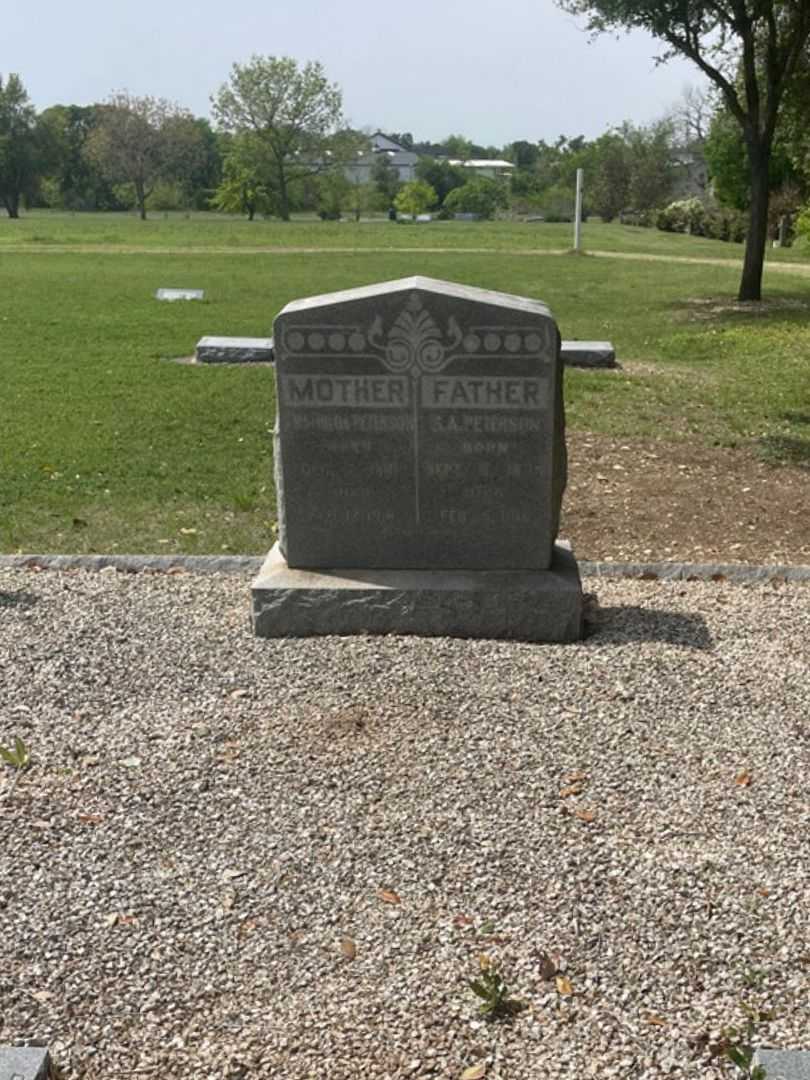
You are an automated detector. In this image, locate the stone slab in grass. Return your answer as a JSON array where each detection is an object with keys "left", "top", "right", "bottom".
[
  {"left": 560, "top": 340, "right": 616, "bottom": 368},
  {"left": 196, "top": 336, "right": 274, "bottom": 363},
  {"left": 753, "top": 1049, "right": 810, "bottom": 1078},
  {"left": 0, "top": 1046, "right": 51, "bottom": 1080},
  {"left": 155, "top": 287, "right": 204, "bottom": 301},
  {"left": 252, "top": 540, "right": 584, "bottom": 642}
]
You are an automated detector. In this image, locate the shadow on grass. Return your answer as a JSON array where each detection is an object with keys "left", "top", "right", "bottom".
[
  {"left": 588, "top": 606, "right": 713, "bottom": 649},
  {"left": 0, "top": 591, "right": 39, "bottom": 609},
  {"left": 758, "top": 434, "right": 810, "bottom": 468}
]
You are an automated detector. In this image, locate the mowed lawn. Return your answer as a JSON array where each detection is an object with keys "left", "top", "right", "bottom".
[{"left": 1, "top": 214, "right": 808, "bottom": 554}]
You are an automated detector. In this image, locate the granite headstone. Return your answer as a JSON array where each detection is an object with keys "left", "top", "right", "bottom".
[
  {"left": 271, "top": 276, "right": 566, "bottom": 571},
  {"left": 252, "top": 276, "right": 582, "bottom": 641}
]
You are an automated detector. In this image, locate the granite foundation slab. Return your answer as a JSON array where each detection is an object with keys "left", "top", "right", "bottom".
[
  {"left": 560, "top": 340, "right": 616, "bottom": 368},
  {"left": 196, "top": 336, "right": 274, "bottom": 363},
  {"left": 0, "top": 1046, "right": 50, "bottom": 1080},
  {"left": 252, "top": 541, "right": 583, "bottom": 642},
  {"left": 753, "top": 1050, "right": 810, "bottom": 1078}
]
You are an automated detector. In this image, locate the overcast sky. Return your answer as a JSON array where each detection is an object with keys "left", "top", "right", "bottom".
[{"left": 6, "top": 0, "right": 705, "bottom": 144}]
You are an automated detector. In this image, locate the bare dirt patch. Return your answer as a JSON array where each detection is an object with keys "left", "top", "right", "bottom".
[{"left": 563, "top": 433, "right": 810, "bottom": 565}]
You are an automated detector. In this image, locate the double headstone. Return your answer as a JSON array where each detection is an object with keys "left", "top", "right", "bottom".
[{"left": 252, "top": 276, "right": 583, "bottom": 641}]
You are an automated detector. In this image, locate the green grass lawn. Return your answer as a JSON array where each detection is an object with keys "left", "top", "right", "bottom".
[
  {"left": 1, "top": 214, "right": 808, "bottom": 554},
  {"left": 3, "top": 208, "right": 809, "bottom": 265}
]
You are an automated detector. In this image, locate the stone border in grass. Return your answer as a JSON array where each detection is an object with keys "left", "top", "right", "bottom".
[{"left": 1, "top": 554, "right": 809, "bottom": 583}]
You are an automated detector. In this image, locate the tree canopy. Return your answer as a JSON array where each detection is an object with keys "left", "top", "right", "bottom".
[
  {"left": 556, "top": 0, "right": 810, "bottom": 299},
  {"left": 0, "top": 73, "right": 39, "bottom": 218},
  {"left": 86, "top": 93, "right": 205, "bottom": 220},
  {"left": 211, "top": 55, "right": 351, "bottom": 221}
]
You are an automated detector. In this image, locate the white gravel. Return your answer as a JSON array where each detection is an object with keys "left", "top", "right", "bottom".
[{"left": 1, "top": 567, "right": 809, "bottom": 1080}]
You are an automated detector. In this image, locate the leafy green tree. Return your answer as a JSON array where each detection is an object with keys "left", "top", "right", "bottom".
[
  {"left": 556, "top": 0, "right": 810, "bottom": 299},
  {"left": 37, "top": 104, "right": 122, "bottom": 210},
  {"left": 315, "top": 171, "right": 350, "bottom": 219},
  {"left": 211, "top": 132, "right": 275, "bottom": 219},
  {"left": 393, "top": 179, "right": 437, "bottom": 217},
  {"left": 415, "top": 157, "right": 466, "bottom": 204},
  {"left": 586, "top": 132, "right": 630, "bottom": 221},
  {"left": 86, "top": 93, "right": 206, "bottom": 220},
  {"left": 625, "top": 121, "right": 675, "bottom": 212},
  {"left": 0, "top": 73, "right": 40, "bottom": 218},
  {"left": 212, "top": 55, "right": 353, "bottom": 221},
  {"left": 443, "top": 177, "right": 508, "bottom": 218},
  {"left": 508, "top": 140, "right": 540, "bottom": 169},
  {"left": 443, "top": 134, "right": 473, "bottom": 159},
  {"left": 370, "top": 152, "right": 401, "bottom": 206}
]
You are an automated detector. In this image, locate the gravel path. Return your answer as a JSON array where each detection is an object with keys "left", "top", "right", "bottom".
[{"left": 1, "top": 567, "right": 809, "bottom": 1080}]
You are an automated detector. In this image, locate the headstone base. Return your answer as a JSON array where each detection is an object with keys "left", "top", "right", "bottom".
[
  {"left": 0, "top": 1045, "right": 51, "bottom": 1080},
  {"left": 753, "top": 1049, "right": 810, "bottom": 1078},
  {"left": 251, "top": 542, "right": 583, "bottom": 642},
  {"left": 561, "top": 340, "right": 617, "bottom": 368},
  {"left": 196, "top": 336, "right": 274, "bottom": 363}
]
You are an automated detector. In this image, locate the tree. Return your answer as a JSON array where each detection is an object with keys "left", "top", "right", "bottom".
[
  {"left": 211, "top": 132, "right": 275, "bottom": 219},
  {"left": 86, "top": 93, "right": 205, "bottom": 219},
  {"left": 557, "top": 0, "right": 810, "bottom": 300},
  {"left": 443, "top": 134, "right": 474, "bottom": 160},
  {"left": 212, "top": 55, "right": 349, "bottom": 221},
  {"left": 38, "top": 104, "right": 123, "bottom": 210},
  {"left": 0, "top": 73, "right": 39, "bottom": 218},
  {"left": 443, "top": 177, "right": 508, "bottom": 219},
  {"left": 415, "top": 157, "right": 466, "bottom": 204},
  {"left": 370, "top": 152, "right": 401, "bottom": 206},
  {"left": 393, "top": 179, "right": 437, "bottom": 217}
]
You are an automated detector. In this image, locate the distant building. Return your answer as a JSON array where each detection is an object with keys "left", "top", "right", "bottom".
[
  {"left": 344, "top": 132, "right": 419, "bottom": 185},
  {"left": 447, "top": 159, "right": 515, "bottom": 180}
]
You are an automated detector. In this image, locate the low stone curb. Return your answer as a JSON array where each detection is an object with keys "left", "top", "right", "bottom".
[{"left": 1, "top": 554, "right": 810, "bottom": 583}]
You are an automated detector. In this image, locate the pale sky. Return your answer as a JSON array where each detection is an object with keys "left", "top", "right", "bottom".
[{"left": 7, "top": 0, "right": 705, "bottom": 144}]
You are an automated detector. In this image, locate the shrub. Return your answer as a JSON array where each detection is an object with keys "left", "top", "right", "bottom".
[{"left": 443, "top": 177, "right": 508, "bottom": 220}]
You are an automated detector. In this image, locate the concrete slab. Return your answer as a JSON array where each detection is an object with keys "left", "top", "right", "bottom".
[
  {"left": 0, "top": 1046, "right": 51, "bottom": 1080},
  {"left": 155, "top": 288, "right": 204, "bottom": 302},
  {"left": 196, "top": 336, "right": 274, "bottom": 363},
  {"left": 560, "top": 340, "right": 616, "bottom": 368},
  {"left": 252, "top": 541, "right": 583, "bottom": 642},
  {"left": 753, "top": 1050, "right": 810, "bottom": 1078}
]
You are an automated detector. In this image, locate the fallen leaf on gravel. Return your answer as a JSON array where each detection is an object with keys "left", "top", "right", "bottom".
[
  {"left": 559, "top": 784, "right": 583, "bottom": 798},
  {"left": 575, "top": 808, "right": 596, "bottom": 823},
  {"left": 538, "top": 951, "right": 559, "bottom": 980},
  {"left": 454, "top": 914, "right": 474, "bottom": 927},
  {"left": 735, "top": 770, "right": 752, "bottom": 787},
  {"left": 556, "top": 975, "right": 573, "bottom": 996},
  {"left": 461, "top": 1063, "right": 487, "bottom": 1079},
  {"left": 77, "top": 814, "right": 104, "bottom": 825},
  {"left": 104, "top": 913, "right": 118, "bottom": 928},
  {"left": 30, "top": 989, "right": 52, "bottom": 1004},
  {"left": 222, "top": 868, "right": 245, "bottom": 882},
  {"left": 378, "top": 888, "right": 401, "bottom": 905},
  {"left": 644, "top": 1014, "right": 668, "bottom": 1026},
  {"left": 340, "top": 937, "right": 357, "bottom": 960},
  {"left": 179, "top": 527, "right": 197, "bottom": 535},
  {"left": 566, "top": 771, "right": 588, "bottom": 782}
]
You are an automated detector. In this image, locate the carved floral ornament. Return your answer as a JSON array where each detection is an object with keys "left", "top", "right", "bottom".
[{"left": 281, "top": 293, "right": 554, "bottom": 376}]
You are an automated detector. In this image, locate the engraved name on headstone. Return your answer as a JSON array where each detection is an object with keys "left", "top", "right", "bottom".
[{"left": 272, "top": 277, "right": 566, "bottom": 570}]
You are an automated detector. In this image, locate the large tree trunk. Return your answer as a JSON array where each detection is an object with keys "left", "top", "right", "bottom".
[
  {"left": 738, "top": 139, "right": 771, "bottom": 302},
  {"left": 2, "top": 192, "right": 20, "bottom": 218},
  {"left": 135, "top": 178, "right": 147, "bottom": 221},
  {"left": 277, "top": 165, "right": 290, "bottom": 222}
]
